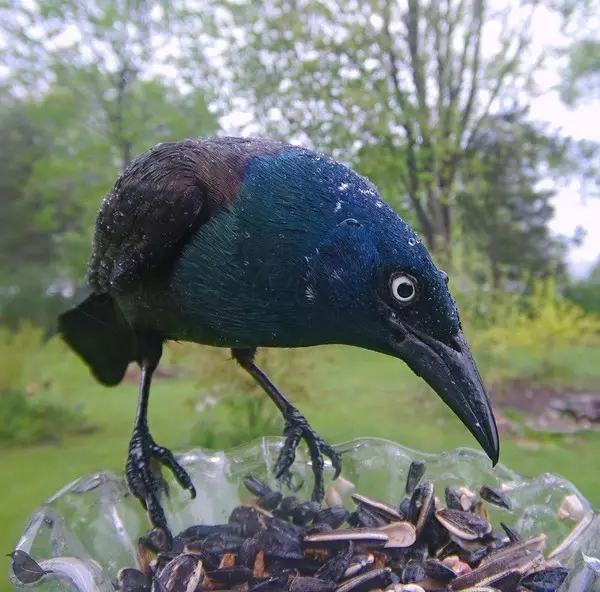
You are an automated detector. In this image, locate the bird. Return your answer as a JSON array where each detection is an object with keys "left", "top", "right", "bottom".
[
  {"left": 58, "top": 136, "right": 499, "bottom": 537},
  {"left": 7, "top": 550, "right": 46, "bottom": 584}
]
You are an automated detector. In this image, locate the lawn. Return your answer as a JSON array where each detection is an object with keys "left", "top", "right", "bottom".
[{"left": 2, "top": 344, "right": 600, "bottom": 592}]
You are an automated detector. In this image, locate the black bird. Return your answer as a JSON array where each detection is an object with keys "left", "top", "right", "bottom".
[
  {"left": 58, "top": 137, "right": 499, "bottom": 535},
  {"left": 7, "top": 550, "right": 46, "bottom": 584}
]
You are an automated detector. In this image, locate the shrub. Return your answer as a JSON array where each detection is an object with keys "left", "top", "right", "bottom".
[
  {"left": 459, "top": 279, "right": 600, "bottom": 386},
  {"left": 171, "top": 344, "right": 314, "bottom": 451},
  {"left": 0, "top": 324, "right": 94, "bottom": 447}
]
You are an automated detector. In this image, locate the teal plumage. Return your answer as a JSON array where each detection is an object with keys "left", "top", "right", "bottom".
[{"left": 58, "top": 137, "right": 498, "bottom": 537}]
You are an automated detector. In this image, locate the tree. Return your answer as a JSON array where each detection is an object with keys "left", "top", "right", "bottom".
[
  {"left": 457, "top": 109, "right": 569, "bottom": 288},
  {"left": 552, "top": 0, "right": 600, "bottom": 106},
  {"left": 552, "top": 0, "right": 600, "bottom": 189},
  {"left": 218, "top": 0, "right": 544, "bottom": 264},
  {"left": 0, "top": 1, "right": 219, "bottom": 277}
]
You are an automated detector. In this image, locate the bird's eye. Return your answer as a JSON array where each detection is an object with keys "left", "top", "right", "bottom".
[{"left": 390, "top": 274, "right": 417, "bottom": 304}]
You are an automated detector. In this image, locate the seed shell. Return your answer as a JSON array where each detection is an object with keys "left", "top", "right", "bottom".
[
  {"left": 435, "top": 508, "right": 492, "bottom": 541},
  {"left": 479, "top": 486, "right": 512, "bottom": 511},
  {"left": 405, "top": 460, "right": 427, "bottom": 495}
]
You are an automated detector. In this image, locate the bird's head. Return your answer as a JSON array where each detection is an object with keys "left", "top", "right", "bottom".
[{"left": 304, "top": 208, "right": 499, "bottom": 466}]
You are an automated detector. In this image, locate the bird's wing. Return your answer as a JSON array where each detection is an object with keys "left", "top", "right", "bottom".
[{"left": 89, "top": 137, "right": 287, "bottom": 292}]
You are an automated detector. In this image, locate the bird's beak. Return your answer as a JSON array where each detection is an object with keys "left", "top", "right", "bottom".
[{"left": 390, "top": 323, "right": 499, "bottom": 465}]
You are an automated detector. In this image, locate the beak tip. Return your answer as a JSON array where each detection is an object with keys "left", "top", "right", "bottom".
[{"left": 484, "top": 429, "right": 500, "bottom": 467}]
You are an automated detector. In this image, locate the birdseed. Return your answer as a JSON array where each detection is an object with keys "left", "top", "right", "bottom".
[{"left": 126, "top": 466, "right": 572, "bottom": 592}]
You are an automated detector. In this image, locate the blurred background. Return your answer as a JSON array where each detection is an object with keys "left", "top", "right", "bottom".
[{"left": 1, "top": 0, "right": 600, "bottom": 582}]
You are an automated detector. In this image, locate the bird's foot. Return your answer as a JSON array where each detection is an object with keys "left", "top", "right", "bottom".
[
  {"left": 274, "top": 408, "right": 342, "bottom": 503},
  {"left": 126, "top": 428, "right": 196, "bottom": 536}
]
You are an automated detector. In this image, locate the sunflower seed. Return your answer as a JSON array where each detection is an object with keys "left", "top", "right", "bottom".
[
  {"left": 435, "top": 509, "right": 492, "bottom": 541},
  {"left": 479, "top": 486, "right": 511, "bottom": 511},
  {"left": 405, "top": 461, "right": 427, "bottom": 495}
]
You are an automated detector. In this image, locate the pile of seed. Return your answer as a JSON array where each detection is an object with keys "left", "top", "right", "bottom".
[{"left": 121, "top": 461, "right": 571, "bottom": 592}]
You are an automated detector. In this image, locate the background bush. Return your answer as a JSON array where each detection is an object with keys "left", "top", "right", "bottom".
[
  {"left": 165, "top": 344, "right": 314, "bottom": 450},
  {"left": 0, "top": 324, "right": 94, "bottom": 447}
]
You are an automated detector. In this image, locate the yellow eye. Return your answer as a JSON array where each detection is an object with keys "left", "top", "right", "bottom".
[{"left": 391, "top": 274, "right": 417, "bottom": 303}]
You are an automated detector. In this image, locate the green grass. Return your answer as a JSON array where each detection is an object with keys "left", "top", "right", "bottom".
[{"left": 2, "top": 345, "right": 600, "bottom": 592}]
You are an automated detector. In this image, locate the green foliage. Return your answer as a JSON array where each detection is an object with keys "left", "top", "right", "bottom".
[
  {"left": 460, "top": 279, "right": 600, "bottom": 385},
  {"left": 565, "top": 261, "right": 600, "bottom": 315},
  {"left": 216, "top": 0, "right": 547, "bottom": 261},
  {"left": 0, "top": 390, "right": 94, "bottom": 447},
  {"left": 0, "top": 0, "right": 219, "bottom": 286},
  {"left": 0, "top": 325, "right": 93, "bottom": 447},
  {"left": 170, "top": 345, "right": 314, "bottom": 450},
  {"left": 457, "top": 110, "right": 570, "bottom": 287}
]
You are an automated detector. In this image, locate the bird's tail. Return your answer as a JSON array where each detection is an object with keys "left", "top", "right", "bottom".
[{"left": 57, "top": 293, "right": 136, "bottom": 386}]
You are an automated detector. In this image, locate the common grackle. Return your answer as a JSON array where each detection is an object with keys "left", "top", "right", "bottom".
[{"left": 58, "top": 137, "right": 498, "bottom": 536}]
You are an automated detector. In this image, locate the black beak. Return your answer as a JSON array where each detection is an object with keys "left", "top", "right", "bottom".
[{"left": 391, "top": 324, "right": 499, "bottom": 465}]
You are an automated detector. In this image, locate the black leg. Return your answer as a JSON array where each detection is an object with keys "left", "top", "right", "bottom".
[
  {"left": 126, "top": 338, "right": 196, "bottom": 536},
  {"left": 232, "top": 348, "right": 342, "bottom": 503}
]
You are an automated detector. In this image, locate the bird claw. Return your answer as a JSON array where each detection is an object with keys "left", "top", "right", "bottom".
[
  {"left": 274, "top": 410, "right": 342, "bottom": 503},
  {"left": 126, "top": 429, "right": 196, "bottom": 535}
]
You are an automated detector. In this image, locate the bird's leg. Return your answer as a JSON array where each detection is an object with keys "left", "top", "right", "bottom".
[
  {"left": 232, "top": 348, "right": 342, "bottom": 503},
  {"left": 126, "top": 339, "right": 196, "bottom": 536}
]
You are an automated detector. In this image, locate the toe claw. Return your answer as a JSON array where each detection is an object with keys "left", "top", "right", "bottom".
[
  {"left": 274, "top": 412, "right": 344, "bottom": 503},
  {"left": 322, "top": 445, "right": 343, "bottom": 480},
  {"left": 148, "top": 443, "right": 196, "bottom": 499}
]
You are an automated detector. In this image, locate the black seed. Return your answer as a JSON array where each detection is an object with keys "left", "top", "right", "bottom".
[
  {"left": 180, "top": 542, "right": 220, "bottom": 571},
  {"left": 445, "top": 486, "right": 463, "bottom": 510},
  {"left": 292, "top": 501, "right": 320, "bottom": 526},
  {"left": 347, "top": 511, "right": 360, "bottom": 527},
  {"left": 279, "top": 496, "right": 301, "bottom": 517},
  {"left": 244, "top": 476, "right": 273, "bottom": 498},
  {"left": 289, "top": 576, "right": 335, "bottom": 592},
  {"left": 401, "top": 562, "right": 426, "bottom": 583},
  {"left": 149, "top": 552, "right": 178, "bottom": 575},
  {"left": 268, "top": 517, "right": 305, "bottom": 541},
  {"left": 239, "top": 534, "right": 260, "bottom": 568},
  {"left": 179, "top": 523, "right": 243, "bottom": 540},
  {"left": 259, "top": 529, "right": 304, "bottom": 561},
  {"left": 229, "top": 505, "right": 271, "bottom": 537},
  {"left": 139, "top": 529, "right": 171, "bottom": 554},
  {"left": 355, "top": 504, "right": 388, "bottom": 528},
  {"left": 466, "top": 545, "right": 490, "bottom": 566},
  {"left": 398, "top": 498, "right": 411, "bottom": 519},
  {"left": 520, "top": 567, "right": 569, "bottom": 592},
  {"left": 479, "top": 485, "right": 512, "bottom": 510},
  {"left": 267, "top": 556, "right": 320, "bottom": 575},
  {"left": 408, "top": 482, "right": 435, "bottom": 535},
  {"left": 422, "top": 514, "right": 449, "bottom": 555},
  {"left": 202, "top": 532, "right": 246, "bottom": 554},
  {"left": 117, "top": 568, "right": 147, "bottom": 591},
  {"left": 313, "top": 507, "right": 350, "bottom": 529},
  {"left": 206, "top": 566, "right": 253, "bottom": 586},
  {"left": 500, "top": 522, "right": 521, "bottom": 543},
  {"left": 172, "top": 523, "right": 242, "bottom": 552},
  {"left": 156, "top": 553, "right": 204, "bottom": 592},
  {"left": 314, "top": 543, "right": 354, "bottom": 583},
  {"left": 423, "top": 559, "right": 456, "bottom": 583},
  {"left": 405, "top": 460, "right": 427, "bottom": 495},
  {"left": 260, "top": 491, "right": 284, "bottom": 511},
  {"left": 408, "top": 542, "right": 428, "bottom": 563},
  {"left": 435, "top": 540, "right": 461, "bottom": 559}
]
